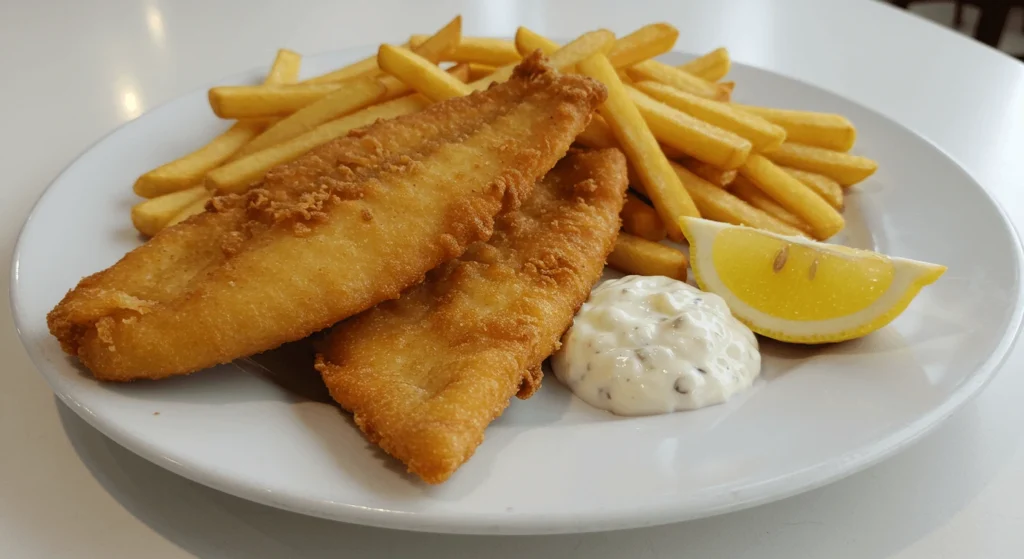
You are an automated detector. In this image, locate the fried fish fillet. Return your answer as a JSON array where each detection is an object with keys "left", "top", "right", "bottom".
[
  {"left": 315, "top": 148, "right": 628, "bottom": 484},
  {"left": 47, "top": 54, "right": 607, "bottom": 381}
]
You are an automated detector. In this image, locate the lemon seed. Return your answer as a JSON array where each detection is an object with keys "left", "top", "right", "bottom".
[{"left": 772, "top": 245, "right": 789, "bottom": 273}]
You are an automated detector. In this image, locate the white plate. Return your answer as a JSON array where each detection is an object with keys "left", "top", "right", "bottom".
[{"left": 11, "top": 47, "right": 1024, "bottom": 535}]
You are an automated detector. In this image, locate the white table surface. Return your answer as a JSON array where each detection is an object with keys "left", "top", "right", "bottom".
[{"left": 2, "top": 0, "right": 1023, "bottom": 556}]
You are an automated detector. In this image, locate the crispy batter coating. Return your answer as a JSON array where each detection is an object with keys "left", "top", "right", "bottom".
[
  {"left": 48, "top": 53, "right": 607, "bottom": 381},
  {"left": 316, "top": 149, "right": 628, "bottom": 483}
]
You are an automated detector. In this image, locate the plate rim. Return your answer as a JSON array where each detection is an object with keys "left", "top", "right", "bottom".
[{"left": 10, "top": 46, "right": 1024, "bottom": 535}]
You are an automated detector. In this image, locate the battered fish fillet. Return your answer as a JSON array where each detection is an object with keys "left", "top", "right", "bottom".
[
  {"left": 315, "top": 148, "right": 628, "bottom": 484},
  {"left": 47, "top": 53, "right": 607, "bottom": 381}
]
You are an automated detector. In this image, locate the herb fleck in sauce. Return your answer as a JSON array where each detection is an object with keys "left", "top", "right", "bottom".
[{"left": 552, "top": 275, "right": 761, "bottom": 416}]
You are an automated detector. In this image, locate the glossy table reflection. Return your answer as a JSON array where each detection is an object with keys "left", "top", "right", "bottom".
[{"left": 2, "top": 0, "right": 1023, "bottom": 557}]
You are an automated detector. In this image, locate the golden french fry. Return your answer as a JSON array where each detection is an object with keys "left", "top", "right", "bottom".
[
  {"left": 730, "top": 175, "right": 813, "bottom": 235},
  {"left": 387, "top": 29, "right": 618, "bottom": 149},
  {"left": 733, "top": 104, "right": 856, "bottom": 151},
  {"left": 763, "top": 142, "right": 876, "bottom": 185},
  {"left": 133, "top": 49, "right": 299, "bottom": 197},
  {"left": 390, "top": 29, "right": 618, "bottom": 151},
  {"left": 578, "top": 53, "right": 699, "bottom": 242},
  {"left": 658, "top": 142, "right": 685, "bottom": 160},
  {"left": 738, "top": 154, "right": 844, "bottom": 239},
  {"left": 447, "top": 63, "right": 471, "bottom": 82},
  {"left": 606, "top": 23, "right": 678, "bottom": 69},
  {"left": 471, "top": 63, "right": 515, "bottom": 89},
  {"left": 266, "top": 49, "right": 303, "bottom": 84},
  {"left": 208, "top": 83, "right": 345, "bottom": 119},
  {"left": 448, "top": 37, "right": 516, "bottom": 65},
  {"left": 206, "top": 95, "right": 430, "bottom": 193},
  {"left": 467, "top": 63, "right": 497, "bottom": 80},
  {"left": 680, "top": 157, "right": 737, "bottom": 186},
  {"left": 671, "top": 163, "right": 807, "bottom": 237},
  {"left": 240, "top": 25, "right": 463, "bottom": 157},
  {"left": 379, "top": 75, "right": 422, "bottom": 101},
  {"left": 783, "top": 166, "right": 843, "bottom": 210},
  {"left": 236, "top": 74, "right": 387, "bottom": 157},
  {"left": 302, "top": 16, "right": 461, "bottom": 84},
  {"left": 621, "top": 193, "right": 667, "bottom": 241},
  {"left": 635, "top": 81, "right": 785, "bottom": 150},
  {"left": 679, "top": 47, "right": 730, "bottom": 81},
  {"left": 377, "top": 63, "right": 472, "bottom": 103},
  {"left": 514, "top": 27, "right": 559, "bottom": 58},
  {"left": 483, "top": 28, "right": 616, "bottom": 90},
  {"left": 412, "top": 34, "right": 520, "bottom": 66},
  {"left": 607, "top": 233, "right": 688, "bottom": 281},
  {"left": 516, "top": 24, "right": 672, "bottom": 71},
  {"left": 409, "top": 18, "right": 466, "bottom": 64},
  {"left": 165, "top": 193, "right": 213, "bottom": 228},
  {"left": 532, "top": 28, "right": 618, "bottom": 69},
  {"left": 135, "top": 122, "right": 267, "bottom": 198},
  {"left": 130, "top": 186, "right": 209, "bottom": 236},
  {"left": 627, "top": 59, "right": 730, "bottom": 100},
  {"left": 378, "top": 44, "right": 471, "bottom": 102},
  {"left": 625, "top": 85, "right": 751, "bottom": 170},
  {"left": 376, "top": 62, "right": 473, "bottom": 103},
  {"left": 387, "top": 29, "right": 619, "bottom": 154},
  {"left": 373, "top": 18, "right": 465, "bottom": 102}
]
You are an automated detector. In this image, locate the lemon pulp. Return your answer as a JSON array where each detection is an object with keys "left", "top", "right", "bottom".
[
  {"left": 682, "top": 217, "right": 946, "bottom": 343},
  {"left": 712, "top": 228, "right": 894, "bottom": 321}
]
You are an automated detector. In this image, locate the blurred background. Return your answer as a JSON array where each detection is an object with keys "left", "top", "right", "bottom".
[{"left": 888, "top": 1, "right": 1024, "bottom": 60}]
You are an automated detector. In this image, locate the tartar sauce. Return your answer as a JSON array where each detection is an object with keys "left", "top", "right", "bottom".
[{"left": 552, "top": 275, "right": 761, "bottom": 416}]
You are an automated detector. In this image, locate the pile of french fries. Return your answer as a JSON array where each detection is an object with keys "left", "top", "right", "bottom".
[{"left": 130, "top": 16, "right": 878, "bottom": 282}]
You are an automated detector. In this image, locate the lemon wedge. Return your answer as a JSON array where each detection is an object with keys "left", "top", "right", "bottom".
[{"left": 681, "top": 217, "right": 946, "bottom": 343}]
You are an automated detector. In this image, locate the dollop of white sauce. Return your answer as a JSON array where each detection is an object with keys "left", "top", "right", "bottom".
[{"left": 552, "top": 275, "right": 761, "bottom": 416}]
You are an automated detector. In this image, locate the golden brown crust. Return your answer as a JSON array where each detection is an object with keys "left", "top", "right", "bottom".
[
  {"left": 316, "top": 148, "right": 628, "bottom": 484},
  {"left": 47, "top": 55, "right": 607, "bottom": 381}
]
